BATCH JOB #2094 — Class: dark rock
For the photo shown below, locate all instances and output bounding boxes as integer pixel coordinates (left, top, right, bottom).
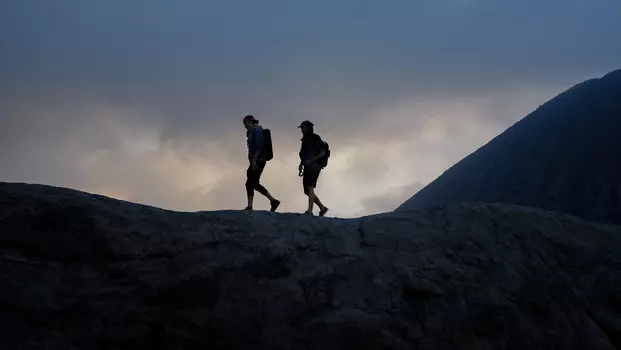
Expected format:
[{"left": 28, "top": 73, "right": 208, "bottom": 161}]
[
  {"left": 395, "top": 68, "right": 621, "bottom": 225},
  {"left": 1, "top": 182, "right": 621, "bottom": 349}
]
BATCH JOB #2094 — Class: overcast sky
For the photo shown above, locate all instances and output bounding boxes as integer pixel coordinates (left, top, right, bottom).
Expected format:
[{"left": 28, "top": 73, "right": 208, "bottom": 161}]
[{"left": 1, "top": 1, "right": 620, "bottom": 217}]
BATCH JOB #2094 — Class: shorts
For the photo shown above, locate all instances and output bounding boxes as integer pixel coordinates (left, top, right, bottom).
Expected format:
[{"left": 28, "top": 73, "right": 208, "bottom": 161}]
[
  {"left": 246, "top": 160, "right": 266, "bottom": 183},
  {"left": 303, "top": 162, "right": 321, "bottom": 190}
]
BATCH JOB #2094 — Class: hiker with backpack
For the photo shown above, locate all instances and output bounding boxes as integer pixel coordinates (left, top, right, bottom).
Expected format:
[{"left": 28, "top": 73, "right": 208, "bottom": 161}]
[
  {"left": 298, "top": 120, "right": 329, "bottom": 216},
  {"left": 243, "top": 115, "right": 281, "bottom": 212}
]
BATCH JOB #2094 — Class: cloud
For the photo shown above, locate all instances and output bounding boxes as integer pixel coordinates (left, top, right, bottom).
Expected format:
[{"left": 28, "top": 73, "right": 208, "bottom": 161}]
[
  {"left": 359, "top": 182, "right": 425, "bottom": 215},
  {"left": 0, "top": 1, "right": 619, "bottom": 217}
]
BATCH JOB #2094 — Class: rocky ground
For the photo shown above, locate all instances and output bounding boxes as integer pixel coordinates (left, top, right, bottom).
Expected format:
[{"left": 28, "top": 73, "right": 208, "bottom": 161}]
[{"left": 1, "top": 182, "right": 620, "bottom": 349}]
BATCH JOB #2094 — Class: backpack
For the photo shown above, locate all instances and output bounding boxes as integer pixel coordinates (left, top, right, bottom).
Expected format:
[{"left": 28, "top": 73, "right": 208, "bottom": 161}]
[
  {"left": 299, "top": 134, "right": 331, "bottom": 168},
  {"left": 315, "top": 136, "right": 330, "bottom": 168},
  {"left": 263, "top": 128, "right": 274, "bottom": 161}
]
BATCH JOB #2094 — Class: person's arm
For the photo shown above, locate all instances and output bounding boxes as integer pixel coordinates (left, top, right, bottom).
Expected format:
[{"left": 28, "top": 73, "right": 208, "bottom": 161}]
[
  {"left": 299, "top": 141, "right": 305, "bottom": 166},
  {"left": 308, "top": 149, "right": 326, "bottom": 163},
  {"left": 251, "top": 128, "right": 264, "bottom": 164}
]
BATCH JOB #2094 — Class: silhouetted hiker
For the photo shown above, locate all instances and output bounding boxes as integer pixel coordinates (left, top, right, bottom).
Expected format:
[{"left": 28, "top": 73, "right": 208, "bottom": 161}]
[
  {"left": 243, "top": 115, "right": 280, "bottom": 211},
  {"left": 298, "top": 120, "right": 330, "bottom": 216}
]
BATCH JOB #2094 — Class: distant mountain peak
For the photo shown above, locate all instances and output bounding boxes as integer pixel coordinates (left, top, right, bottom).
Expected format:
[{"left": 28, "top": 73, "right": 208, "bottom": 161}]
[{"left": 395, "top": 68, "right": 621, "bottom": 225}]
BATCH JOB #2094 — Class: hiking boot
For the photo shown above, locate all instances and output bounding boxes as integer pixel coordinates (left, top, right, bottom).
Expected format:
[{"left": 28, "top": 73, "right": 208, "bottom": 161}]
[
  {"left": 243, "top": 206, "right": 252, "bottom": 211},
  {"left": 303, "top": 210, "right": 313, "bottom": 216},
  {"left": 270, "top": 199, "right": 281, "bottom": 212},
  {"left": 319, "top": 207, "right": 329, "bottom": 217}
]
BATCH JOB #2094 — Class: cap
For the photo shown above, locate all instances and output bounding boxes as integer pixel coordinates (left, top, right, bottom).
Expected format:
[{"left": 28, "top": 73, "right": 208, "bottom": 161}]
[
  {"left": 298, "top": 120, "right": 314, "bottom": 128},
  {"left": 243, "top": 115, "right": 259, "bottom": 124}
]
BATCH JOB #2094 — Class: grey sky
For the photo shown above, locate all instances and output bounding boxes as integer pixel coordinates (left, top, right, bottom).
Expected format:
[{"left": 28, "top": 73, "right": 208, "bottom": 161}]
[{"left": 1, "top": 1, "right": 620, "bottom": 217}]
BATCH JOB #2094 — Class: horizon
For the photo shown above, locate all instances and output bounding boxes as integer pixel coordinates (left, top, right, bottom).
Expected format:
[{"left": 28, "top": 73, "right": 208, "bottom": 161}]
[{"left": 1, "top": 1, "right": 620, "bottom": 217}]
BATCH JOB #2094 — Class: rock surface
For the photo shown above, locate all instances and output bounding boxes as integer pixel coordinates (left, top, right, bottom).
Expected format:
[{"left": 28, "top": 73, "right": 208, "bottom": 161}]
[
  {"left": 1, "top": 182, "right": 621, "bottom": 349},
  {"left": 396, "top": 69, "right": 621, "bottom": 225}
]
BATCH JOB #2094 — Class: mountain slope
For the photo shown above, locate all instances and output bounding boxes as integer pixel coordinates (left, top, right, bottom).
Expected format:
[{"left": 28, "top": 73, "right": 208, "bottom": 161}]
[
  {"left": 396, "top": 69, "right": 621, "bottom": 225},
  {"left": 1, "top": 182, "right": 621, "bottom": 349}
]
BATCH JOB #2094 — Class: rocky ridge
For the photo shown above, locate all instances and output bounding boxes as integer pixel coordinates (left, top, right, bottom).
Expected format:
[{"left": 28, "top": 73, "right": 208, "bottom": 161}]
[{"left": 1, "top": 182, "right": 621, "bottom": 349}]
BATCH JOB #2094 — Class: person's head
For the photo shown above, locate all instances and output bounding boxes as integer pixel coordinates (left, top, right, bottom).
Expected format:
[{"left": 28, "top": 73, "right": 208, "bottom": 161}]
[
  {"left": 243, "top": 115, "right": 259, "bottom": 130},
  {"left": 298, "top": 120, "right": 314, "bottom": 135}
]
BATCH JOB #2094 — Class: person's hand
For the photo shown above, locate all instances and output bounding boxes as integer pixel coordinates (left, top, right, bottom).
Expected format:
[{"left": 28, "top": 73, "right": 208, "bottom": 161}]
[
  {"left": 251, "top": 161, "right": 259, "bottom": 171},
  {"left": 298, "top": 164, "right": 303, "bottom": 173}
]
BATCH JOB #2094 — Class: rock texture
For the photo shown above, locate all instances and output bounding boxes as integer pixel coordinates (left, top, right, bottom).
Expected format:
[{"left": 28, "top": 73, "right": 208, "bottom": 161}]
[
  {"left": 1, "top": 182, "right": 621, "bottom": 349},
  {"left": 396, "top": 69, "right": 621, "bottom": 225}
]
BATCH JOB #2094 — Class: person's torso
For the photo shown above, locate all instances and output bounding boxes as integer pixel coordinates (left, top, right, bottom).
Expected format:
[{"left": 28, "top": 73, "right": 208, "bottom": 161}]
[
  {"left": 247, "top": 125, "right": 265, "bottom": 161},
  {"left": 301, "top": 134, "right": 321, "bottom": 162}
]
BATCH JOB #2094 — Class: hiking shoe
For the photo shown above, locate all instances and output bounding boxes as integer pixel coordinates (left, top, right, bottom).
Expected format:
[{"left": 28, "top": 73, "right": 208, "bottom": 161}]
[
  {"left": 319, "top": 207, "right": 329, "bottom": 217},
  {"left": 303, "top": 210, "right": 313, "bottom": 216},
  {"left": 243, "top": 206, "right": 252, "bottom": 211},
  {"left": 270, "top": 199, "right": 281, "bottom": 212}
]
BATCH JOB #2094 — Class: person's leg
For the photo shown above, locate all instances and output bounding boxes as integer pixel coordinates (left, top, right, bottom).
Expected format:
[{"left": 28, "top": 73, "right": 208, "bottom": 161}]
[
  {"left": 246, "top": 161, "right": 280, "bottom": 211},
  {"left": 314, "top": 194, "right": 327, "bottom": 211},
  {"left": 306, "top": 186, "right": 315, "bottom": 213},
  {"left": 303, "top": 165, "right": 325, "bottom": 214},
  {"left": 254, "top": 161, "right": 281, "bottom": 211},
  {"left": 317, "top": 197, "right": 329, "bottom": 216},
  {"left": 255, "top": 183, "right": 278, "bottom": 202},
  {"left": 309, "top": 165, "right": 328, "bottom": 215},
  {"left": 252, "top": 161, "right": 269, "bottom": 197},
  {"left": 305, "top": 187, "right": 328, "bottom": 214},
  {"left": 245, "top": 164, "right": 255, "bottom": 209},
  {"left": 302, "top": 176, "right": 313, "bottom": 214},
  {"left": 310, "top": 185, "right": 328, "bottom": 216},
  {"left": 255, "top": 183, "right": 281, "bottom": 211}
]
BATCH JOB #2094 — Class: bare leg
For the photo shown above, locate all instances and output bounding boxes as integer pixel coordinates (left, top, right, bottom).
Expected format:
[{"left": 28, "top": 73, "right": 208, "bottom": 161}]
[
  {"left": 306, "top": 186, "right": 315, "bottom": 213},
  {"left": 315, "top": 194, "right": 329, "bottom": 216},
  {"left": 314, "top": 195, "right": 325, "bottom": 210}
]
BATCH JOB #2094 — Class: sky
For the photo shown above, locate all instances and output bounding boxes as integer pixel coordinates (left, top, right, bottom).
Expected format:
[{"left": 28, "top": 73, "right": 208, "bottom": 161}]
[{"left": 1, "top": 0, "right": 620, "bottom": 218}]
